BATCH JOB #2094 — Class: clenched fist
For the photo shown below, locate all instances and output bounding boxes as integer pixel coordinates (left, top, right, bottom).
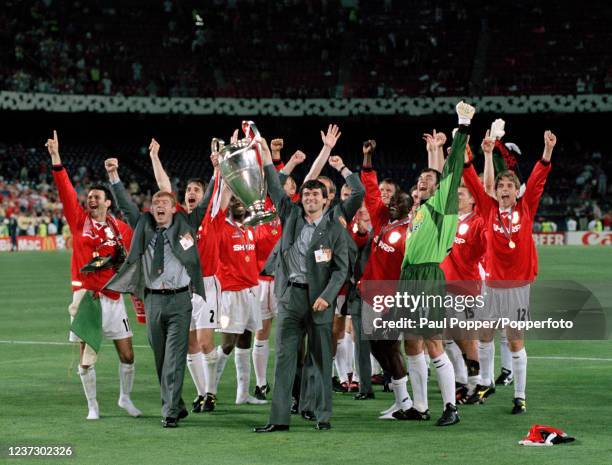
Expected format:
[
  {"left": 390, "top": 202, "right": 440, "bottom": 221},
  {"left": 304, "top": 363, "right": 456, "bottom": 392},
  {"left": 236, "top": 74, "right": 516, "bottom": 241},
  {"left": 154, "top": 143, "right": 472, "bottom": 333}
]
[
  {"left": 363, "top": 139, "right": 377, "bottom": 156},
  {"left": 456, "top": 101, "right": 476, "bottom": 123},
  {"left": 105, "top": 158, "right": 119, "bottom": 174},
  {"left": 271, "top": 138, "right": 284, "bottom": 154},
  {"left": 328, "top": 155, "right": 345, "bottom": 172}
]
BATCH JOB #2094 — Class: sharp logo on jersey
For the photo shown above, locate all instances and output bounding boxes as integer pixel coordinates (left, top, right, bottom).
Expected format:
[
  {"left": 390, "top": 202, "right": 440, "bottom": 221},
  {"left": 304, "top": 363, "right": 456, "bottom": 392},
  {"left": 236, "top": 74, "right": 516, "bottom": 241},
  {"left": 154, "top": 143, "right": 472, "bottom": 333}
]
[
  {"left": 233, "top": 244, "right": 256, "bottom": 252},
  {"left": 494, "top": 223, "right": 521, "bottom": 234},
  {"left": 458, "top": 223, "right": 469, "bottom": 235},
  {"left": 454, "top": 237, "right": 466, "bottom": 244},
  {"left": 377, "top": 241, "right": 396, "bottom": 253}
]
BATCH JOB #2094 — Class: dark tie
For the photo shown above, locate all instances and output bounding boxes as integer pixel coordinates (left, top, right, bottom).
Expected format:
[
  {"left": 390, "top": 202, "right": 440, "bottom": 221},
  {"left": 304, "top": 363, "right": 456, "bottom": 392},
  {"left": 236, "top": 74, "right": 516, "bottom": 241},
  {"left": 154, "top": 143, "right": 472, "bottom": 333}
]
[{"left": 152, "top": 228, "right": 166, "bottom": 276}]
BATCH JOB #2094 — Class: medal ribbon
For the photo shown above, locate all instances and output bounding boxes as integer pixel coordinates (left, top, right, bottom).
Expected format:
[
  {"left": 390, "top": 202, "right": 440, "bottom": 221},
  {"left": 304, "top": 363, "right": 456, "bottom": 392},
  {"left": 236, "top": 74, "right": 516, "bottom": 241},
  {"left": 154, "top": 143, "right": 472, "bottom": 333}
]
[{"left": 496, "top": 208, "right": 513, "bottom": 244}]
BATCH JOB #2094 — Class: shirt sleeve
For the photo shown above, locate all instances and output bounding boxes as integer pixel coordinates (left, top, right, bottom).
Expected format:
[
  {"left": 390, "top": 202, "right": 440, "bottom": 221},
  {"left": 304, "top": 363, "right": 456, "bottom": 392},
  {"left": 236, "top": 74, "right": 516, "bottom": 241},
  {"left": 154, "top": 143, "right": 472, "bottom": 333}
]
[
  {"left": 360, "top": 169, "right": 389, "bottom": 234},
  {"left": 523, "top": 160, "right": 552, "bottom": 217},
  {"left": 52, "top": 167, "right": 85, "bottom": 234},
  {"left": 463, "top": 163, "right": 496, "bottom": 219},
  {"left": 429, "top": 125, "right": 469, "bottom": 215}
]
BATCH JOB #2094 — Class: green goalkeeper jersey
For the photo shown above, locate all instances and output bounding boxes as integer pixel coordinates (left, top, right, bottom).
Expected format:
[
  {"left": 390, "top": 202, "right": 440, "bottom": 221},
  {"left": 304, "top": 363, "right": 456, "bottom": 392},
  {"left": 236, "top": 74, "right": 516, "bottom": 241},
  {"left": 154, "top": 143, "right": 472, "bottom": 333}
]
[{"left": 401, "top": 126, "right": 469, "bottom": 268}]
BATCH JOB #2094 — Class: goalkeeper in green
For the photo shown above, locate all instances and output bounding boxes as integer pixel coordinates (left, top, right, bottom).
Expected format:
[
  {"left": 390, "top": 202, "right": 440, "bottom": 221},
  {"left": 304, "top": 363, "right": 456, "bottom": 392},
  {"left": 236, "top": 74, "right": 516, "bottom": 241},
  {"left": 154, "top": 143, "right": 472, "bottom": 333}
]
[{"left": 395, "top": 101, "right": 474, "bottom": 427}]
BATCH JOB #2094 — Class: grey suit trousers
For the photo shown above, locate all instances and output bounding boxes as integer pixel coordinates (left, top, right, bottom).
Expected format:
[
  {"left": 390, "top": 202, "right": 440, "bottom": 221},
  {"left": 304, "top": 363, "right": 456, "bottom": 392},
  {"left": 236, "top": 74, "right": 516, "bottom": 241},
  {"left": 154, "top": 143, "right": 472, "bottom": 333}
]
[
  {"left": 144, "top": 291, "right": 192, "bottom": 418},
  {"left": 269, "top": 286, "right": 333, "bottom": 425}
]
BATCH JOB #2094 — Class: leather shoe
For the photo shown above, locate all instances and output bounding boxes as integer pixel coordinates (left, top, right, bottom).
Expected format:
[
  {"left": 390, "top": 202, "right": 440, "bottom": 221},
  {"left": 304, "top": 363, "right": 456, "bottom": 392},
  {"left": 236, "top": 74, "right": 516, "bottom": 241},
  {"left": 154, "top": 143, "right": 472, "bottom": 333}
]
[
  {"left": 300, "top": 410, "right": 316, "bottom": 421},
  {"left": 315, "top": 421, "right": 331, "bottom": 430},
  {"left": 354, "top": 392, "right": 375, "bottom": 400},
  {"left": 253, "top": 424, "right": 289, "bottom": 433},
  {"left": 162, "top": 417, "right": 178, "bottom": 428}
]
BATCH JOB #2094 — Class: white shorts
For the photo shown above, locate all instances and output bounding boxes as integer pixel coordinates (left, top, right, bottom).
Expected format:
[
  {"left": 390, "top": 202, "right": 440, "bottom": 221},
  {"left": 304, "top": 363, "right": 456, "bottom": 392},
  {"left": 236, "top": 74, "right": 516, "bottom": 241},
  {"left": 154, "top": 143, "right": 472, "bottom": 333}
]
[
  {"left": 218, "top": 286, "right": 262, "bottom": 334},
  {"left": 68, "top": 290, "right": 133, "bottom": 342},
  {"left": 190, "top": 276, "right": 221, "bottom": 330},
  {"left": 334, "top": 294, "right": 347, "bottom": 316},
  {"left": 482, "top": 284, "right": 531, "bottom": 323},
  {"left": 258, "top": 279, "right": 277, "bottom": 320}
]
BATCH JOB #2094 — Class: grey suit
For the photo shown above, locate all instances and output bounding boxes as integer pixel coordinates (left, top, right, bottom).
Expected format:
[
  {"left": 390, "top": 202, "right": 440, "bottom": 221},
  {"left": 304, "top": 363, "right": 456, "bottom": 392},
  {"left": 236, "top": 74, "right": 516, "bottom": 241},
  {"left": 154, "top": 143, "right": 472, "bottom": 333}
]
[
  {"left": 105, "top": 180, "right": 212, "bottom": 418},
  {"left": 264, "top": 164, "right": 349, "bottom": 425}
]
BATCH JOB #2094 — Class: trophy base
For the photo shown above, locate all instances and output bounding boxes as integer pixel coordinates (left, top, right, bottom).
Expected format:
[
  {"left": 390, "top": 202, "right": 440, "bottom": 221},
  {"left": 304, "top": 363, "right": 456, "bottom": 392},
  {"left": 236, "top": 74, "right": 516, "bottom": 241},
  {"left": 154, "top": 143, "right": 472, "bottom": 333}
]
[{"left": 243, "top": 210, "right": 277, "bottom": 227}]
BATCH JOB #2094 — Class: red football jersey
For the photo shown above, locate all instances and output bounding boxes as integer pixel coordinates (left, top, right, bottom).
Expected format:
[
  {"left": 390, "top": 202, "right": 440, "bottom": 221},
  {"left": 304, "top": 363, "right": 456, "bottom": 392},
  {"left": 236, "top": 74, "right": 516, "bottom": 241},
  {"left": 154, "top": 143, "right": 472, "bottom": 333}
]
[
  {"left": 441, "top": 211, "right": 486, "bottom": 295},
  {"left": 359, "top": 168, "right": 410, "bottom": 291},
  {"left": 211, "top": 209, "right": 259, "bottom": 291},
  {"left": 53, "top": 167, "right": 132, "bottom": 299},
  {"left": 197, "top": 212, "right": 219, "bottom": 277},
  {"left": 463, "top": 160, "right": 551, "bottom": 287},
  {"left": 255, "top": 217, "right": 281, "bottom": 281}
]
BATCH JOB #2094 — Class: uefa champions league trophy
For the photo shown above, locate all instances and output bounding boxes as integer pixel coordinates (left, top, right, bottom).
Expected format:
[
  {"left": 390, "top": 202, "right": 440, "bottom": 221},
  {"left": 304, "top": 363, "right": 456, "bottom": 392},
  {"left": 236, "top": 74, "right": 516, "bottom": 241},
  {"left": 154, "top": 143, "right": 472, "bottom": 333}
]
[{"left": 211, "top": 120, "right": 277, "bottom": 226}]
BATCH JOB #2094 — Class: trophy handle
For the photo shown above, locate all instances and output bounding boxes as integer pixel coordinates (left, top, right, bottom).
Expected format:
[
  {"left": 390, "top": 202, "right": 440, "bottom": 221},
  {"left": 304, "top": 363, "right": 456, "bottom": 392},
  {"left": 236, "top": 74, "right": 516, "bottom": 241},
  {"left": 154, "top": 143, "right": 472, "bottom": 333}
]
[
  {"left": 242, "top": 121, "right": 263, "bottom": 167},
  {"left": 211, "top": 138, "right": 225, "bottom": 156}
]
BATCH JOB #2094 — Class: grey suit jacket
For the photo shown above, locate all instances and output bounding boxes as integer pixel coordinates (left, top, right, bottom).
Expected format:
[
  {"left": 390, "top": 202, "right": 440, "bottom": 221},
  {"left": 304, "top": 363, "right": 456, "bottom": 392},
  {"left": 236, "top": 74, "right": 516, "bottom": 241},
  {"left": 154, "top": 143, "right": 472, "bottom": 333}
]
[
  {"left": 265, "top": 164, "right": 349, "bottom": 324},
  {"left": 104, "top": 180, "right": 212, "bottom": 300}
]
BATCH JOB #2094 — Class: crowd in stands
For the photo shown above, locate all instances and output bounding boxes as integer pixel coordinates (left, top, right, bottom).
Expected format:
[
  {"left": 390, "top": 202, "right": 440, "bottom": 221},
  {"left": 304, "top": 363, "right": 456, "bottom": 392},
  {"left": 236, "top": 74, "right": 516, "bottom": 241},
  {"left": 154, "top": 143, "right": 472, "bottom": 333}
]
[{"left": 1, "top": 0, "right": 611, "bottom": 98}]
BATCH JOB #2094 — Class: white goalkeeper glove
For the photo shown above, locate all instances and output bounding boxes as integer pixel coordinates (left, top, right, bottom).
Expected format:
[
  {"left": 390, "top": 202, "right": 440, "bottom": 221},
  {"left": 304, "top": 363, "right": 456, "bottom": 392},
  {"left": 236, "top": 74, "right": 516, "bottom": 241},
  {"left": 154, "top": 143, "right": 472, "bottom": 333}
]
[
  {"left": 456, "top": 101, "right": 476, "bottom": 125},
  {"left": 490, "top": 118, "right": 506, "bottom": 139}
]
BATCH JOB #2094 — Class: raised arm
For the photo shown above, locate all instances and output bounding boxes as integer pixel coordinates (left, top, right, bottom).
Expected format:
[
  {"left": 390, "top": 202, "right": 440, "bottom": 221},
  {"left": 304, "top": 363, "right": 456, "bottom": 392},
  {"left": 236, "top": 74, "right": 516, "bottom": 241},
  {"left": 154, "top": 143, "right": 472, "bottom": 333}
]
[
  {"left": 328, "top": 155, "right": 365, "bottom": 222},
  {"left": 429, "top": 102, "right": 474, "bottom": 215},
  {"left": 524, "top": 130, "right": 555, "bottom": 215},
  {"left": 187, "top": 152, "right": 219, "bottom": 227},
  {"left": 105, "top": 158, "right": 140, "bottom": 227},
  {"left": 462, "top": 132, "right": 497, "bottom": 218},
  {"left": 423, "top": 130, "right": 445, "bottom": 172},
  {"left": 360, "top": 140, "right": 390, "bottom": 233},
  {"left": 148, "top": 138, "right": 172, "bottom": 193},
  {"left": 304, "top": 124, "right": 341, "bottom": 182},
  {"left": 47, "top": 131, "right": 85, "bottom": 231},
  {"left": 258, "top": 137, "right": 294, "bottom": 222},
  {"left": 482, "top": 129, "right": 496, "bottom": 197},
  {"left": 280, "top": 150, "right": 306, "bottom": 176}
]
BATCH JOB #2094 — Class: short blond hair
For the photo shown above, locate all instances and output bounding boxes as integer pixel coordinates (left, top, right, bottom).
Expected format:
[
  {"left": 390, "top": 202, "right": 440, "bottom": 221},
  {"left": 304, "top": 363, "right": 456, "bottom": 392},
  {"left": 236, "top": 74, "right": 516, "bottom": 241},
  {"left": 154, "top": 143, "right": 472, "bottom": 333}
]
[
  {"left": 495, "top": 170, "right": 520, "bottom": 190},
  {"left": 152, "top": 191, "right": 177, "bottom": 206}
]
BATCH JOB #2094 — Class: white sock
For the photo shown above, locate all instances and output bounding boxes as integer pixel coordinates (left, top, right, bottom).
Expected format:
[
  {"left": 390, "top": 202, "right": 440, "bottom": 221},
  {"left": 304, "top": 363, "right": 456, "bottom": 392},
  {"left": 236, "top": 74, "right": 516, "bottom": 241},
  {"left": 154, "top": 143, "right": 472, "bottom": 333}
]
[
  {"left": 444, "top": 340, "right": 467, "bottom": 385},
  {"left": 118, "top": 362, "right": 141, "bottom": 417},
  {"left": 500, "top": 332, "right": 513, "bottom": 372},
  {"left": 407, "top": 352, "right": 428, "bottom": 412},
  {"left": 252, "top": 338, "right": 270, "bottom": 388},
  {"left": 424, "top": 352, "right": 431, "bottom": 366},
  {"left": 432, "top": 353, "right": 456, "bottom": 407},
  {"left": 203, "top": 349, "right": 218, "bottom": 394},
  {"left": 79, "top": 366, "right": 98, "bottom": 419},
  {"left": 215, "top": 346, "right": 229, "bottom": 391},
  {"left": 235, "top": 347, "right": 251, "bottom": 402},
  {"left": 118, "top": 362, "right": 135, "bottom": 400},
  {"left": 391, "top": 376, "right": 413, "bottom": 410},
  {"left": 344, "top": 333, "right": 355, "bottom": 378},
  {"left": 186, "top": 352, "right": 206, "bottom": 396},
  {"left": 335, "top": 338, "right": 349, "bottom": 383},
  {"left": 479, "top": 341, "right": 495, "bottom": 386},
  {"left": 371, "top": 354, "right": 382, "bottom": 375},
  {"left": 512, "top": 348, "right": 527, "bottom": 399}
]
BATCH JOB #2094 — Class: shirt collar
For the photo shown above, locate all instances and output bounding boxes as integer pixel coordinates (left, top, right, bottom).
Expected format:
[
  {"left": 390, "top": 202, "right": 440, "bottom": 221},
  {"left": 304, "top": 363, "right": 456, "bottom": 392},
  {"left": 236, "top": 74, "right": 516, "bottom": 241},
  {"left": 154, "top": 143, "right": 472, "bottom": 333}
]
[{"left": 304, "top": 214, "right": 323, "bottom": 227}]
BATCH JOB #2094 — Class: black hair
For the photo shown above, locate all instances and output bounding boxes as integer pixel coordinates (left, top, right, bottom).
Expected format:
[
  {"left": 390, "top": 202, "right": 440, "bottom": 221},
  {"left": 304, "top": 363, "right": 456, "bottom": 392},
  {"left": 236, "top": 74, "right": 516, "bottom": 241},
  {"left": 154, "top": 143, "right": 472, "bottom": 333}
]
[
  {"left": 379, "top": 178, "right": 400, "bottom": 193},
  {"left": 186, "top": 178, "right": 206, "bottom": 190},
  {"left": 88, "top": 184, "right": 113, "bottom": 206},
  {"left": 419, "top": 168, "right": 441, "bottom": 185},
  {"left": 300, "top": 179, "right": 328, "bottom": 198}
]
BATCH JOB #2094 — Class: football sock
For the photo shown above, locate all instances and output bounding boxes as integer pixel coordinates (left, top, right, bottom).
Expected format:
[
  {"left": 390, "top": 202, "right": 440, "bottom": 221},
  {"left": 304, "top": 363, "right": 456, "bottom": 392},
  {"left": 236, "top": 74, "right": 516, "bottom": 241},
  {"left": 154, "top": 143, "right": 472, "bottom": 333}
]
[
  {"left": 371, "top": 354, "right": 382, "bottom": 375},
  {"left": 335, "top": 338, "right": 349, "bottom": 383},
  {"left": 203, "top": 349, "right": 218, "bottom": 394},
  {"left": 118, "top": 362, "right": 141, "bottom": 417},
  {"left": 79, "top": 366, "right": 99, "bottom": 419},
  {"left": 464, "top": 358, "right": 481, "bottom": 391},
  {"left": 391, "top": 376, "right": 413, "bottom": 410},
  {"left": 407, "top": 352, "right": 428, "bottom": 412},
  {"left": 444, "top": 340, "right": 467, "bottom": 385},
  {"left": 186, "top": 352, "right": 206, "bottom": 396},
  {"left": 500, "top": 331, "right": 513, "bottom": 372},
  {"left": 512, "top": 348, "right": 527, "bottom": 399},
  {"left": 235, "top": 347, "right": 251, "bottom": 402},
  {"left": 215, "top": 346, "right": 229, "bottom": 391},
  {"left": 432, "top": 353, "right": 456, "bottom": 407},
  {"left": 344, "top": 333, "right": 355, "bottom": 379},
  {"left": 479, "top": 341, "right": 495, "bottom": 386},
  {"left": 252, "top": 338, "right": 270, "bottom": 388}
]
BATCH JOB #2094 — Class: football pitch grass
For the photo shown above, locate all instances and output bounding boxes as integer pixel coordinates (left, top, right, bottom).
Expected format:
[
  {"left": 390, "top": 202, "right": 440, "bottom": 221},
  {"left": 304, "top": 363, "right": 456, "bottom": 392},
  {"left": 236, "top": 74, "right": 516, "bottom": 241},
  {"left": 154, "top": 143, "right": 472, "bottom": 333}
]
[{"left": 1, "top": 248, "right": 611, "bottom": 465}]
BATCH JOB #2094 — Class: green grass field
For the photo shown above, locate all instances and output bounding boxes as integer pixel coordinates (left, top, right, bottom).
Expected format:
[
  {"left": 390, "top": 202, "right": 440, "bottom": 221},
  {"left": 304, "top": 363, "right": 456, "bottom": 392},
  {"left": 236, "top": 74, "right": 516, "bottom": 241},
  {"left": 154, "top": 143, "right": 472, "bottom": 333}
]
[{"left": 1, "top": 247, "right": 611, "bottom": 465}]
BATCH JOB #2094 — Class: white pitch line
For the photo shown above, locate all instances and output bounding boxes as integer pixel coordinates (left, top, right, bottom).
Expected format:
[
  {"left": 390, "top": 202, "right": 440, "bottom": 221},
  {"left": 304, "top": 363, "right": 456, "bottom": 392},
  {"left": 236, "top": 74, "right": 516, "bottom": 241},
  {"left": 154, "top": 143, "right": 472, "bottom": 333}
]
[{"left": 1, "top": 340, "right": 611, "bottom": 362}]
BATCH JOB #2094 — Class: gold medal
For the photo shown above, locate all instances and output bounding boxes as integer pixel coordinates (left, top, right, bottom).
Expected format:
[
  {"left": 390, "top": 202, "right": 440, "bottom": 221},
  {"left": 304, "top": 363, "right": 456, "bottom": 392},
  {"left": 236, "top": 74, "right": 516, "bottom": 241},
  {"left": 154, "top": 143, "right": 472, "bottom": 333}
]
[
  {"left": 271, "top": 229, "right": 278, "bottom": 235},
  {"left": 508, "top": 240, "right": 516, "bottom": 249},
  {"left": 245, "top": 256, "right": 250, "bottom": 262}
]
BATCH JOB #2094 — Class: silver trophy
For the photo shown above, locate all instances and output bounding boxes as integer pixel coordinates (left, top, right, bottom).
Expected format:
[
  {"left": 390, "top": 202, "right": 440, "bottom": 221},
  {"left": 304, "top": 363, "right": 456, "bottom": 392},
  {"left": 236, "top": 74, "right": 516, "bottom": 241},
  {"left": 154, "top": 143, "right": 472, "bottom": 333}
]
[{"left": 212, "top": 121, "right": 276, "bottom": 226}]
